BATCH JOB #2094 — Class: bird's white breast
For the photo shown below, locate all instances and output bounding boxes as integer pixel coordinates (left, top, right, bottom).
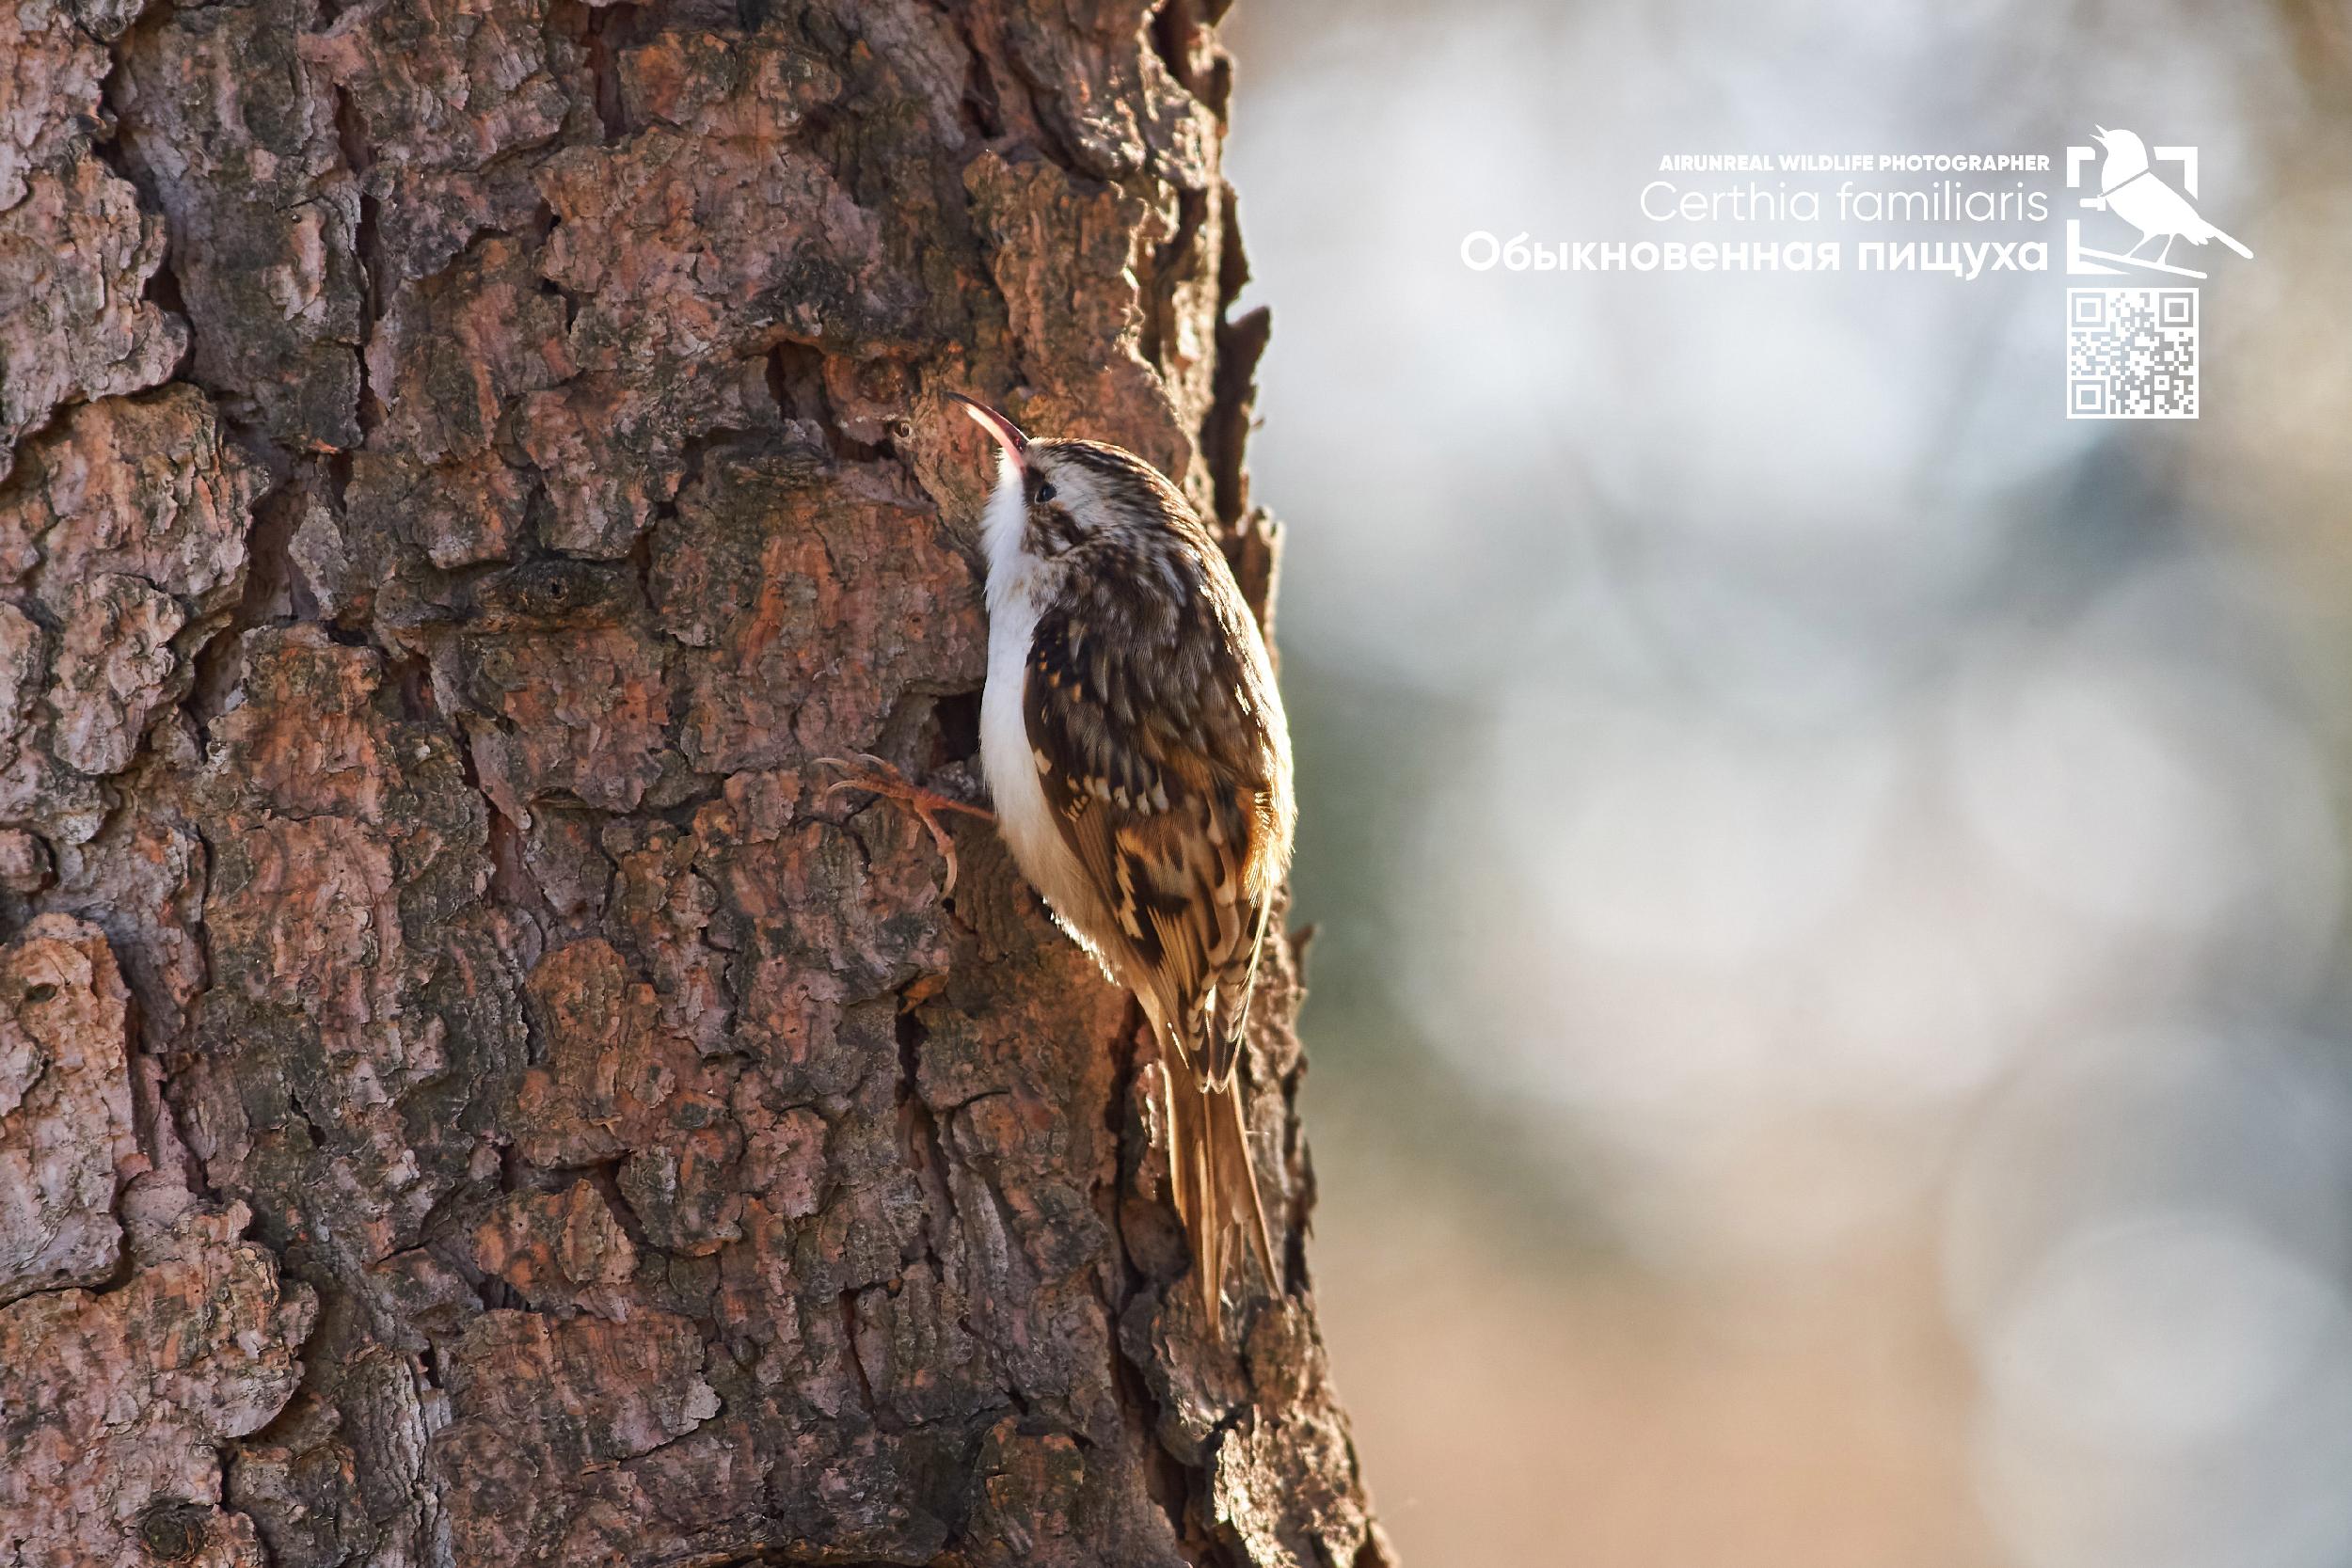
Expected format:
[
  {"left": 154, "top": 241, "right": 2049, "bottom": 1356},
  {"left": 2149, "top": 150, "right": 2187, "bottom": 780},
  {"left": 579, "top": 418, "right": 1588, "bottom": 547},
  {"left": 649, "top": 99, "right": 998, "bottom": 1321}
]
[{"left": 976, "top": 464, "right": 1100, "bottom": 946}]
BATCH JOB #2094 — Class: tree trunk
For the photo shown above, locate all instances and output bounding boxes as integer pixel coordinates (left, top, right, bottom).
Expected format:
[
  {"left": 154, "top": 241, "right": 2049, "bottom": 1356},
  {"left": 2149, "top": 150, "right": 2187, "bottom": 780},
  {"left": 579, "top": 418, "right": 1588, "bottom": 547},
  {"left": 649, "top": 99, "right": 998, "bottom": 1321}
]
[{"left": 0, "top": 0, "right": 1389, "bottom": 1563}]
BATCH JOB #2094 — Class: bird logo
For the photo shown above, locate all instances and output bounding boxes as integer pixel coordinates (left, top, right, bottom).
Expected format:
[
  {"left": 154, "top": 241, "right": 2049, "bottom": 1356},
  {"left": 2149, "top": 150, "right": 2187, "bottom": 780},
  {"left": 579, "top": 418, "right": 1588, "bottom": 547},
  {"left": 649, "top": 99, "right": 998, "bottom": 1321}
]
[{"left": 2073, "top": 127, "right": 2251, "bottom": 278}]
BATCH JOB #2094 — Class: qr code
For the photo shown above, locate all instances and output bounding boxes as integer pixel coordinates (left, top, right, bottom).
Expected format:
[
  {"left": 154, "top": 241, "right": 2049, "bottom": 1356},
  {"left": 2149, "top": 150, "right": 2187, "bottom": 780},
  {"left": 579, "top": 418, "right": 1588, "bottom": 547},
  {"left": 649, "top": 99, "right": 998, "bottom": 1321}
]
[{"left": 2067, "top": 288, "right": 2197, "bottom": 419}]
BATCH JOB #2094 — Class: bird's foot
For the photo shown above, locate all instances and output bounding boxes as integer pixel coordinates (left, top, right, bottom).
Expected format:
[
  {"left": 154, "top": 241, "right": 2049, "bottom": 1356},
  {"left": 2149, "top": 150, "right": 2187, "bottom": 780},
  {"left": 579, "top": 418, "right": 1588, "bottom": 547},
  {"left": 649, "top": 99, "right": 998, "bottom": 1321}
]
[{"left": 817, "top": 753, "right": 993, "bottom": 896}]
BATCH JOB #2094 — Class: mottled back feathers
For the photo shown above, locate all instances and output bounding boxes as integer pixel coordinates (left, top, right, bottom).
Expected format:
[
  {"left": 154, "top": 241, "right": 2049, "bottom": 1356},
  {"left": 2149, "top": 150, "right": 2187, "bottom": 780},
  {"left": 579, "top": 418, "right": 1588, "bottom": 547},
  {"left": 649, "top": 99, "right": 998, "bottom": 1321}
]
[{"left": 1016, "top": 444, "right": 1292, "bottom": 1088}]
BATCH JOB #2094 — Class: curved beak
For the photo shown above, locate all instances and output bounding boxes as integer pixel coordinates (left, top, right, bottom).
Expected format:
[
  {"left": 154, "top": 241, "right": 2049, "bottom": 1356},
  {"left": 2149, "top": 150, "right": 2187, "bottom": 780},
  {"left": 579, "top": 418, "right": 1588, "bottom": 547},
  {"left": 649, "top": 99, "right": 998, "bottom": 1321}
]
[
  {"left": 2092, "top": 126, "right": 2108, "bottom": 146},
  {"left": 949, "top": 392, "right": 1027, "bottom": 473}
]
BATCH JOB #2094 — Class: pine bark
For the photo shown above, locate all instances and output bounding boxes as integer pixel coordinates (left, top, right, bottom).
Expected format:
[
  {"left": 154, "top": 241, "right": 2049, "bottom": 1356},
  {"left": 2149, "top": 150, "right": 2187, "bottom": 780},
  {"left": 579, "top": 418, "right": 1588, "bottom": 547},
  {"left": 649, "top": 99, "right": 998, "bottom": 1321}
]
[{"left": 0, "top": 0, "right": 1388, "bottom": 1563}]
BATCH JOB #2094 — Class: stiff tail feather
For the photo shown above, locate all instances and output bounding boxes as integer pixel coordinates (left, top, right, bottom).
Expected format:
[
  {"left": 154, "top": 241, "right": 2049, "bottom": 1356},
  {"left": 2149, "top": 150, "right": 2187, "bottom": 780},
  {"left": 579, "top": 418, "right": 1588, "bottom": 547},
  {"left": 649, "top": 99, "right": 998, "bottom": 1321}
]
[
  {"left": 1160, "top": 1052, "right": 1277, "bottom": 1338},
  {"left": 2212, "top": 228, "right": 2252, "bottom": 260}
]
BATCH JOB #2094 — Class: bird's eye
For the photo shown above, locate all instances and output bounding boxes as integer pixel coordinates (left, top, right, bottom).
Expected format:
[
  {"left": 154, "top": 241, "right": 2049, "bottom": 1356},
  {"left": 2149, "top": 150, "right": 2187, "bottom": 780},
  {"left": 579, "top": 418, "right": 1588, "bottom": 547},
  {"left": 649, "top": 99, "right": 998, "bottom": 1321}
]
[{"left": 1034, "top": 483, "right": 1057, "bottom": 504}]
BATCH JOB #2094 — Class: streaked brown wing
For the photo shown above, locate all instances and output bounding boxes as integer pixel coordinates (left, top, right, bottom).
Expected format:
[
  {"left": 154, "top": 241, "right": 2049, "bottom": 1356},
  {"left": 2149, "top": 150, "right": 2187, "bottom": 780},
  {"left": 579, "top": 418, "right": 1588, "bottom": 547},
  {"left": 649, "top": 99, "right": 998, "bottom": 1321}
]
[{"left": 1024, "top": 541, "right": 1282, "bottom": 1086}]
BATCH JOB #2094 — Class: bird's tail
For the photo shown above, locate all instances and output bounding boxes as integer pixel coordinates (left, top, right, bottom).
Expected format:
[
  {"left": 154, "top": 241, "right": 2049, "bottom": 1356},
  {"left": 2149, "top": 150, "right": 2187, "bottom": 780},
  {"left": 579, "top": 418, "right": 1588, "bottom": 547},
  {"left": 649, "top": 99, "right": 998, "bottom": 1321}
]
[
  {"left": 2211, "top": 226, "right": 2252, "bottom": 259},
  {"left": 1158, "top": 1044, "right": 1277, "bottom": 1338}
]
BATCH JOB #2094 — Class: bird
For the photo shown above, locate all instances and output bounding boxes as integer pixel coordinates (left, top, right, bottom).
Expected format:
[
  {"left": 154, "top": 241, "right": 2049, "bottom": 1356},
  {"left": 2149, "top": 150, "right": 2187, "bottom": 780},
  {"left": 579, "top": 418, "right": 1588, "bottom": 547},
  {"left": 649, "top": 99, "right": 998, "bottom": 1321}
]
[
  {"left": 825, "top": 394, "right": 1293, "bottom": 1337},
  {"left": 2081, "top": 127, "right": 2252, "bottom": 268}
]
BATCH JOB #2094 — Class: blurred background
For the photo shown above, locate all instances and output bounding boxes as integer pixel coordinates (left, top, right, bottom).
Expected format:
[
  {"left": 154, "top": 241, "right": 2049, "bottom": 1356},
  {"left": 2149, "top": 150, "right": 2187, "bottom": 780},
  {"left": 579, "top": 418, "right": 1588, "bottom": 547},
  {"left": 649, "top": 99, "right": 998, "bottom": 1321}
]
[{"left": 1220, "top": 3, "right": 2352, "bottom": 1564}]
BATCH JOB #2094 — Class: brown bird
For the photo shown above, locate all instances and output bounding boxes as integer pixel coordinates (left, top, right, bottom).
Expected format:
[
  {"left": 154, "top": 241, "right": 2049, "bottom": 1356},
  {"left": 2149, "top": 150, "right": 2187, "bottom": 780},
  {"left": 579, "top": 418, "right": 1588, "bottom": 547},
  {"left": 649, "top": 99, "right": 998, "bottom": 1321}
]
[{"left": 830, "top": 395, "right": 1293, "bottom": 1334}]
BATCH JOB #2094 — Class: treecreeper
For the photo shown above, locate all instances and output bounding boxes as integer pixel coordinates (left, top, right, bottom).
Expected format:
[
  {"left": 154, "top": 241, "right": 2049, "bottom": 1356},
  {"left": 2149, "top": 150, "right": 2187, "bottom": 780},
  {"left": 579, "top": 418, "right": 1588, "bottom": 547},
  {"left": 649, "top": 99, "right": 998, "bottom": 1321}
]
[{"left": 829, "top": 394, "right": 1294, "bottom": 1337}]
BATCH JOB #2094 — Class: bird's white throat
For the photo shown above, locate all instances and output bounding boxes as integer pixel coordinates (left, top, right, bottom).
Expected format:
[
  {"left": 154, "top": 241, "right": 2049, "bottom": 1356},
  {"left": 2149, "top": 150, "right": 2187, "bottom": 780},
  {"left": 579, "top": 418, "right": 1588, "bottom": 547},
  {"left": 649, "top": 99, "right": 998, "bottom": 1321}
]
[{"left": 979, "top": 456, "right": 1037, "bottom": 613}]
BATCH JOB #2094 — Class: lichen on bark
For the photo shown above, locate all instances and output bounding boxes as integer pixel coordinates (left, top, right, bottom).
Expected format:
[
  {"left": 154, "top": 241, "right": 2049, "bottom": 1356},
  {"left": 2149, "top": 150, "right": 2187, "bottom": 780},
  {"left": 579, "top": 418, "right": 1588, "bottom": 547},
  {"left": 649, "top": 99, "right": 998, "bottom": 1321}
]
[{"left": 0, "top": 0, "right": 1387, "bottom": 1563}]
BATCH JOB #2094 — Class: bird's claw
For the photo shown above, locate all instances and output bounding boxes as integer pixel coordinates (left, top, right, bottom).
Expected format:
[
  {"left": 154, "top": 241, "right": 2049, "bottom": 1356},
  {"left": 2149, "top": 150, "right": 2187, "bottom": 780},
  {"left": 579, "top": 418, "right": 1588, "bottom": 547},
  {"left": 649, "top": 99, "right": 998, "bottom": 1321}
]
[{"left": 815, "top": 754, "right": 993, "bottom": 897}]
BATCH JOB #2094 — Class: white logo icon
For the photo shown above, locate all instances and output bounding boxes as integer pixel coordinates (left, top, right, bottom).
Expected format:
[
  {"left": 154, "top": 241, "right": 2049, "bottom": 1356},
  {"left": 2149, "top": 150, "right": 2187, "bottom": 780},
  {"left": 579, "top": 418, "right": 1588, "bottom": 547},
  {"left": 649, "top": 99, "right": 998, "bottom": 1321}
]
[{"left": 2065, "top": 128, "right": 2252, "bottom": 279}]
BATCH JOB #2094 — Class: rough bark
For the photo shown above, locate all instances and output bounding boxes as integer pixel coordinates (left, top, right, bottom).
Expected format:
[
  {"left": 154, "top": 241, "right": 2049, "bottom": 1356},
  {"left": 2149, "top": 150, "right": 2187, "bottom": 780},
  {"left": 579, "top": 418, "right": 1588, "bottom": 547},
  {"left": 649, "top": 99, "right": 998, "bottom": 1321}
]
[{"left": 0, "top": 0, "right": 1387, "bottom": 1563}]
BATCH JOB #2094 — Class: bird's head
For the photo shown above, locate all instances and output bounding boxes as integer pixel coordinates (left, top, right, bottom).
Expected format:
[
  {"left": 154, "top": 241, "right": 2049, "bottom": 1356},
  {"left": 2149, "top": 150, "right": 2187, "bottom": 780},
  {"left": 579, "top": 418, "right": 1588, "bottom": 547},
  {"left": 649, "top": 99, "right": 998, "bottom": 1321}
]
[
  {"left": 2091, "top": 126, "right": 2151, "bottom": 167},
  {"left": 952, "top": 393, "right": 1200, "bottom": 559}
]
